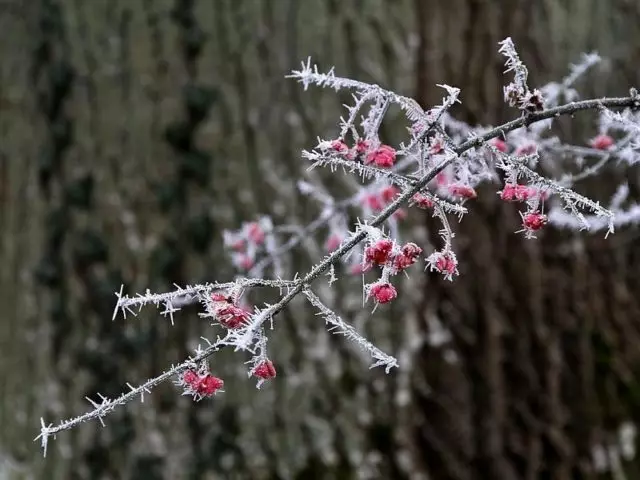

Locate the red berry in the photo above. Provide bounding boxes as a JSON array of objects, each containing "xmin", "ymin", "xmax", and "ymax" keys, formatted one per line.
[
  {"xmin": 365, "ymin": 144, "xmax": 396, "ymax": 168},
  {"xmin": 365, "ymin": 239, "xmax": 394, "ymax": 265},
  {"xmin": 448, "ymin": 184, "xmax": 477, "ymax": 199},
  {"xmin": 362, "ymin": 194, "xmax": 383, "ymax": 211},
  {"xmin": 331, "ymin": 140, "xmax": 349, "ymax": 153},
  {"xmin": 522, "ymin": 212, "xmax": 547, "ymax": 231},
  {"xmin": 381, "ymin": 185, "xmax": 400, "ymax": 203},
  {"xmin": 369, "ymin": 282, "xmax": 397, "ymax": 304},
  {"xmin": 491, "ymin": 138, "xmax": 508, "ymax": 153},
  {"xmin": 324, "ymin": 234, "xmax": 342, "ymax": 252},
  {"xmin": 254, "ymin": 360, "xmax": 277, "ymax": 380},
  {"xmin": 590, "ymin": 134, "xmax": 614, "ymax": 150},
  {"xmin": 216, "ymin": 304, "xmax": 250, "ymax": 329},
  {"xmin": 412, "ymin": 193, "xmax": 433, "ymax": 209},
  {"xmin": 183, "ymin": 370, "xmax": 198, "ymax": 386},
  {"xmin": 515, "ymin": 143, "xmax": 537, "ymax": 156},
  {"xmin": 356, "ymin": 139, "xmax": 369, "ymax": 153},
  {"xmin": 196, "ymin": 375, "xmax": 224, "ymax": 396},
  {"xmin": 393, "ymin": 243, "xmax": 422, "ymax": 272},
  {"xmin": 246, "ymin": 222, "xmax": 265, "ymax": 245}
]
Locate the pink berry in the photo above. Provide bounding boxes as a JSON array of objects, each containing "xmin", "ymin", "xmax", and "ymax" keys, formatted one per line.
[
  {"xmin": 491, "ymin": 138, "xmax": 508, "ymax": 153},
  {"xmin": 369, "ymin": 282, "xmax": 397, "ymax": 304},
  {"xmin": 393, "ymin": 243, "xmax": 423, "ymax": 271},
  {"xmin": 239, "ymin": 255, "xmax": 254, "ymax": 270},
  {"xmin": 254, "ymin": 360, "xmax": 277, "ymax": 380},
  {"xmin": 362, "ymin": 194, "xmax": 383, "ymax": 211},
  {"xmin": 499, "ymin": 184, "xmax": 536, "ymax": 202},
  {"xmin": 515, "ymin": 143, "xmax": 537, "ymax": 156},
  {"xmin": 365, "ymin": 239, "xmax": 394, "ymax": 266},
  {"xmin": 590, "ymin": 134, "xmax": 614, "ymax": 150},
  {"xmin": 380, "ymin": 185, "xmax": 400, "ymax": 203},
  {"xmin": 356, "ymin": 139, "xmax": 369, "ymax": 154},
  {"xmin": 216, "ymin": 304, "xmax": 250, "ymax": 329},
  {"xmin": 428, "ymin": 251, "xmax": 458, "ymax": 279},
  {"xmin": 522, "ymin": 212, "xmax": 547, "ymax": 231},
  {"xmin": 196, "ymin": 375, "xmax": 224, "ymax": 396},
  {"xmin": 412, "ymin": 193, "xmax": 433, "ymax": 209},
  {"xmin": 247, "ymin": 222, "xmax": 265, "ymax": 245},
  {"xmin": 324, "ymin": 234, "xmax": 342, "ymax": 252},
  {"xmin": 331, "ymin": 140, "xmax": 349, "ymax": 153},
  {"xmin": 183, "ymin": 370, "xmax": 198, "ymax": 386},
  {"xmin": 231, "ymin": 239, "xmax": 245, "ymax": 252},
  {"xmin": 365, "ymin": 144, "xmax": 396, "ymax": 168},
  {"xmin": 448, "ymin": 184, "xmax": 477, "ymax": 199}
]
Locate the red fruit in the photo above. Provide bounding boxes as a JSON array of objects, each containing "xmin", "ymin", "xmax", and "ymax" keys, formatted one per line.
[
  {"xmin": 499, "ymin": 184, "xmax": 536, "ymax": 202},
  {"xmin": 362, "ymin": 194, "xmax": 383, "ymax": 211},
  {"xmin": 393, "ymin": 243, "xmax": 423, "ymax": 271},
  {"xmin": 231, "ymin": 239, "xmax": 245, "ymax": 252},
  {"xmin": 238, "ymin": 255, "xmax": 254, "ymax": 270},
  {"xmin": 324, "ymin": 234, "xmax": 342, "ymax": 252},
  {"xmin": 254, "ymin": 360, "xmax": 277, "ymax": 380},
  {"xmin": 522, "ymin": 212, "xmax": 547, "ymax": 231},
  {"xmin": 211, "ymin": 293, "xmax": 229, "ymax": 302},
  {"xmin": 356, "ymin": 139, "xmax": 369, "ymax": 153},
  {"xmin": 449, "ymin": 184, "xmax": 477, "ymax": 199},
  {"xmin": 247, "ymin": 222, "xmax": 265, "ymax": 245},
  {"xmin": 515, "ymin": 143, "xmax": 537, "ymax": 156},
  {"xmin": 196, "ymin": 375, "xmax": 224, "ymax": 396},
  {"xmin": 491, "ymin": 138, "xmax": 508, "ymax": 153},
  {"xmin": 365, "ymin": 144, "xmax": 396, "ymax": 168},
  {"xmin": 412, "ymin": 193, "xmax": 433, "ymax": 209},
  {"xmin": 590, "ymin": 134, "xmax": 614, "ymax": 150},
  {"xmin": 365, "ymin": 239, "xmax": 394, "ymax": 265},
  {"xmin": 183, "ymin": 370, "xmax": 198, "ymax": 386},
  {"xmin": 216, "ymin": 304, "xmax": 250, "ymax": 329},
  {"xmin": 428, "ymin": 251, "xmax": 458, "ymax": 279},
  {"xmin": 331, "ymin": 140, "xmax": 349, "ymax": 153},
  {"xmin": 369, "ymin": 282, "xmax": 397, "ymax": 304},
  {"xmin": 381, "ymin": 185, "xmax": 400, "ymax": 203}
]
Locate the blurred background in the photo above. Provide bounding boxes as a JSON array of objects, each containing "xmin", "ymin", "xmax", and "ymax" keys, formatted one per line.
[{"xmin": 1, "ymin": 0, "xmax": 640, "ymax": 478}]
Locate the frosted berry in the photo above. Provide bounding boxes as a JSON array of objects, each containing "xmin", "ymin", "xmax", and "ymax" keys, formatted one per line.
[
  {"xmin": 381, "ymin": 185, "xmax": 400, "ymax": 203},
  {"xmin": 331, "ymin": 140, "xmax": 349, "ymax": 153},
  {"xmin": 522, "ymin": 212, "xmax": 547, "ymax": 231},
  {"xmin": 369, "ymin": 282, "xmax": 397, "ymax": 304},
  {"xmin": 196, "ymin": 375, "xmax": 224, "ymax": 396},
  {"xmin": 499, "ymin": 184, "xmax": 536, "ymax": 202},
  {"xmin": 365, "ymin": 144, "xmax": 396, "ymax": 168},
  {"xmin": 183, "ymin": 370, "xmax": 198, "ymax": 386},
  {"xmin": 238, "ymin": 255, "xmax": 254, "ymax": 270},
  {"xmin": 247, "ymin": 222, "xmax": 265, "ymax": 244},
  {"xmin": 393, "ymin": 242, "xmax": 423, "ymax": 271},
  {"xmin": 427, "ymin": 251, "xmax": 458, "ymax": 280},
  {"xmin": 491, "ymin": 138, "xmax": 508, "ymax": 153},
  {"xmin": 590, "ymin": 134, "xmax": 614, "ymax": 150},
  {"xmin": 515, "ymin": 143, "xmax": 537, "ymax": 156},
  {"xmin": 362, "ymin": 194, "xmax": 383, "ymax": 211},
  {"xmin": 254, "ymin": 360, "xmax": 277, "ymax": 380},
  {"xmin": 324, "ymin": 234, "xmax": 342, "ymax": 252},
  {"xmin": 412, "ymin": 193, "xmax": 433, "ymax": 209},
  {"xmin": 356, "ymin": 139, "xmax": 369, "ymax": 154},
  {"xmin": 449, "ymin": 184, "xmax": 477, "ymax": 199},
  {"xmin": 365, "ymin": 239, "xmax": 394, "ymax": 265},
  {"xmin": 216, "ymin": 304, "xmax": 250, "ymax": 329}
]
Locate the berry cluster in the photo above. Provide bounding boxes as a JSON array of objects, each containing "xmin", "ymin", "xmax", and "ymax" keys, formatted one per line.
[{"xmin": 362, "ymin": 237, "xmax": 423, "ymax": 304}]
